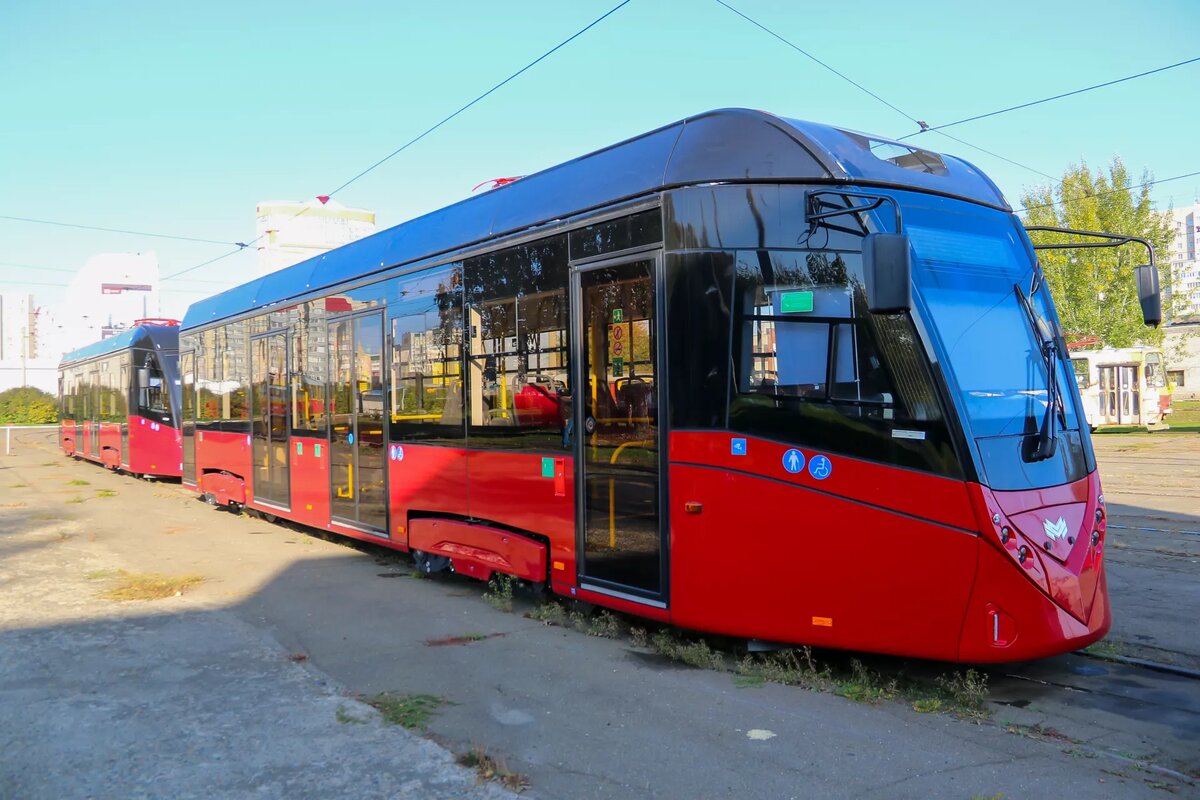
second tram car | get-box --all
[58,320,183,478]
[178,109,1163,662]
[1071,346,1172,431]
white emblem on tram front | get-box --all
[1043,517,1069,541]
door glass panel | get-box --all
[181,351,196,482]
[329,320,356,522]
[252,334,290,505]
[579,259,662,594]
[354,315,386,531]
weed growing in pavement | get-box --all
[935,668,989,717]
[651,630,727,671]
[85,569,120,580]
[835,659,898,704]
[8,483,27,488]
[733,674,766,688]
[67,479,89,486]
[483,574,515,613]
[456,746,530,792]
[587,610,621,638]
[736,647,831,690]
[0,500,26,508]
[94,489,117,498]
[527,601,568,626]
[629,626,648,648]
[911,697,943,713]
[335,705,368,725]
[1084,638,1126,659]
[65,496,85,504]
[98,571,205,601]
[364,692,446,730]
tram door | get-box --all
[251,332,290,508]
[87,368,100,458]
[572,255,667,602]
[1098,365,1141,425]
[328,313,388,534]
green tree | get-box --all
[1020,158,1174,347]
[0,386,58,425]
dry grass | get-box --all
[97,570,205,601]
[457,746,530,792]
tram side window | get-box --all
[137,354,168,418]
[569,208,662,261]
[465,235,570,451]
[665,251,735,429]
[729,250,958,476]
[196,325,249,426]
[289,302,327,437]
[388,266,466,443]
[1144,353,1165,388]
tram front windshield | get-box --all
[903,198,1084,488]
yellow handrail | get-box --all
[608,439,655,548]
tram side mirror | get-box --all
[863,233,912,314]
[1135,264,1162,327]
[136,367,150,387]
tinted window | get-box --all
[729,250,959,476]
[290,302,328,437]
[665,251,734,429]
[570,209,661,261]
[465,236,570,451]
[388,265,467,444]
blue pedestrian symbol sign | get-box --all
[782,449,805,474]
[730,438,747,456]
[808,455,832,480]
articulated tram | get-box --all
[58,320,182,478]
[168,109,1161,662]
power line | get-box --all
[713,0,1054,181]
[162,247,248,281]
[0,214,242,246]
[901,55,1200,138]
[712,0,922,128]
[1016,169,1200,214]
[325,0,635,198]
[927,129,1056,181]
[0,261,233,284]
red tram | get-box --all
[178,110,1161,662]
[58,320,182,479]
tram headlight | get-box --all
[1000,526,1011,544]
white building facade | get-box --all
[1168,202,1200,321]
[255,198,376,276]
[0,293,56,393]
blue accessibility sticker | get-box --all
[782,448,805,474]
[808,455,832,480]
[730,438,747,456]
[348,433,354,445]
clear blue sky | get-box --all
[2,0,1198,319]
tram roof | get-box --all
[183,107,1011,329]
[60,324,178,367]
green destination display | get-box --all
[780,291,814,313]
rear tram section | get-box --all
[1071,346,1172,431]
[58,320,182,478]
[179,109,1161,663]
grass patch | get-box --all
[0,500,26,508]
[587,610,621,638]
[85,569,120,580]
[94,489,117,498]
[1084,638,1126,659]
[733,674,766,689]
[935,669,989,717]
[456,746,530,792]
[66,479,90,486]
[9,483,27,488]
[335,705,368,725]
[65,496,86,504]
[98,570,205,601]
[835,659,898,704]
[527,601,568,626]
[651,631,727,671]
[363,692,446,730]
[912,697,943,713]
[482,574,515,613]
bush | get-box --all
[0,386,58,425]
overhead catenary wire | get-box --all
[1016,169,1200,215]
[901,55,1200,139]
[0,214,242,247]
[162,0,635,284]
[713,0,1054,182]
[325,0,635,199]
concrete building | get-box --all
[0,293,57,393]
[1165,322,1200,401]
[1168,202,1200,321]
[57,252,162,354]
[255,198,375,276]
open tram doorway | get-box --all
[327,312,388,535]
[572,254,667,604]
[1098,364,1141,426]
[251,332,290,509]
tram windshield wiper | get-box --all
[1014,279,1062,461]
